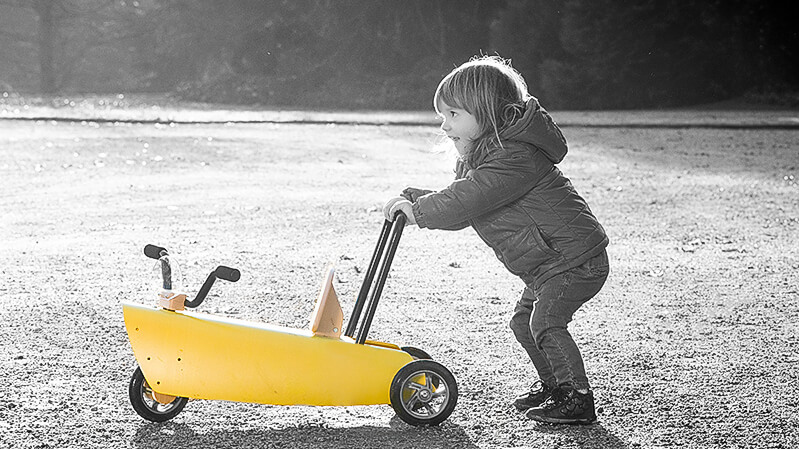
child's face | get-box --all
[437,99,480,156]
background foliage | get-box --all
[0,0,796,109]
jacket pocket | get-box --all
[502,225,559,274]
[531,225,559,256]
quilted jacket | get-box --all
[407,97,608,288]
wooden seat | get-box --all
[310,266,344,338]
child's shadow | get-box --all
[133,417,479,449]
[531,422,630,448]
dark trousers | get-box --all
[510,250,609,390]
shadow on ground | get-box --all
[531,422,630,448]
[132,417,479,449]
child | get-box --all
[383,56,609,424]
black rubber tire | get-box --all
[400,346,432,360]
[129,367,188,422]
[400,346,440,388]
[390,360,458,426]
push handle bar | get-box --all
[344,218,392,337]
[346,211,406,344]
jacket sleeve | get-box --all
[405,188,470,231]
[413,149,550,230]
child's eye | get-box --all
[450,111,458,117]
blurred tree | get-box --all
[164,0,504,108]
[0,1,38,92]
[535,0,751,108]
[489,0,566,103]
[0,0,160,93]
[718,0,799,99]
[499,0,798,108]
[0,0,795,108]
[32,0,56,93]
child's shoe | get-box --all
[525,387,597,424]
[513,380,553,411]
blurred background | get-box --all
[0,0,796,110]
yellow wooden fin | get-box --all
[310,266,343,338]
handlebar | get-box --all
[214,265,241,282]
[185,265,240,308]
[145,245,174,289]
[144,244,240,309]
[143,244,167,260]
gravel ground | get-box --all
[0,105,797,448]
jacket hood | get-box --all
[500,97,568,164]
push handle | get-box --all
[393,210,407,225]
[185,265,241,308]
[344,218,392,337]
[349,211,406,344]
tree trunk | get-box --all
[34,0,56,93]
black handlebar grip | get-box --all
[393,210,407,224]
[214,266,241,282]
[185,266,240,308]
[144,244,167,259]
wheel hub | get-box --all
[418,389,432,402]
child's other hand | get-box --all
[382,197,416,225]
[401,187,433,202]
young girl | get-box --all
[383,56,609,424]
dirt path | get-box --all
[0,117,797,448]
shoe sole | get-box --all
[526,412,597,425]
[514,403,539,412]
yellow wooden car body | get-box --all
[123,302,413,406]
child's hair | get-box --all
[434,55,530,167]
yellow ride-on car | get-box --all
[123,213,458,426]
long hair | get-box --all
[434,55,530,168]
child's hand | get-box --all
[382,197,416,225]
[401,187,433,202]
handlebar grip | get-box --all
[144,244,167,259]
[215,266,241,282]
[185,265,241,308]
[393,210,407,225]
